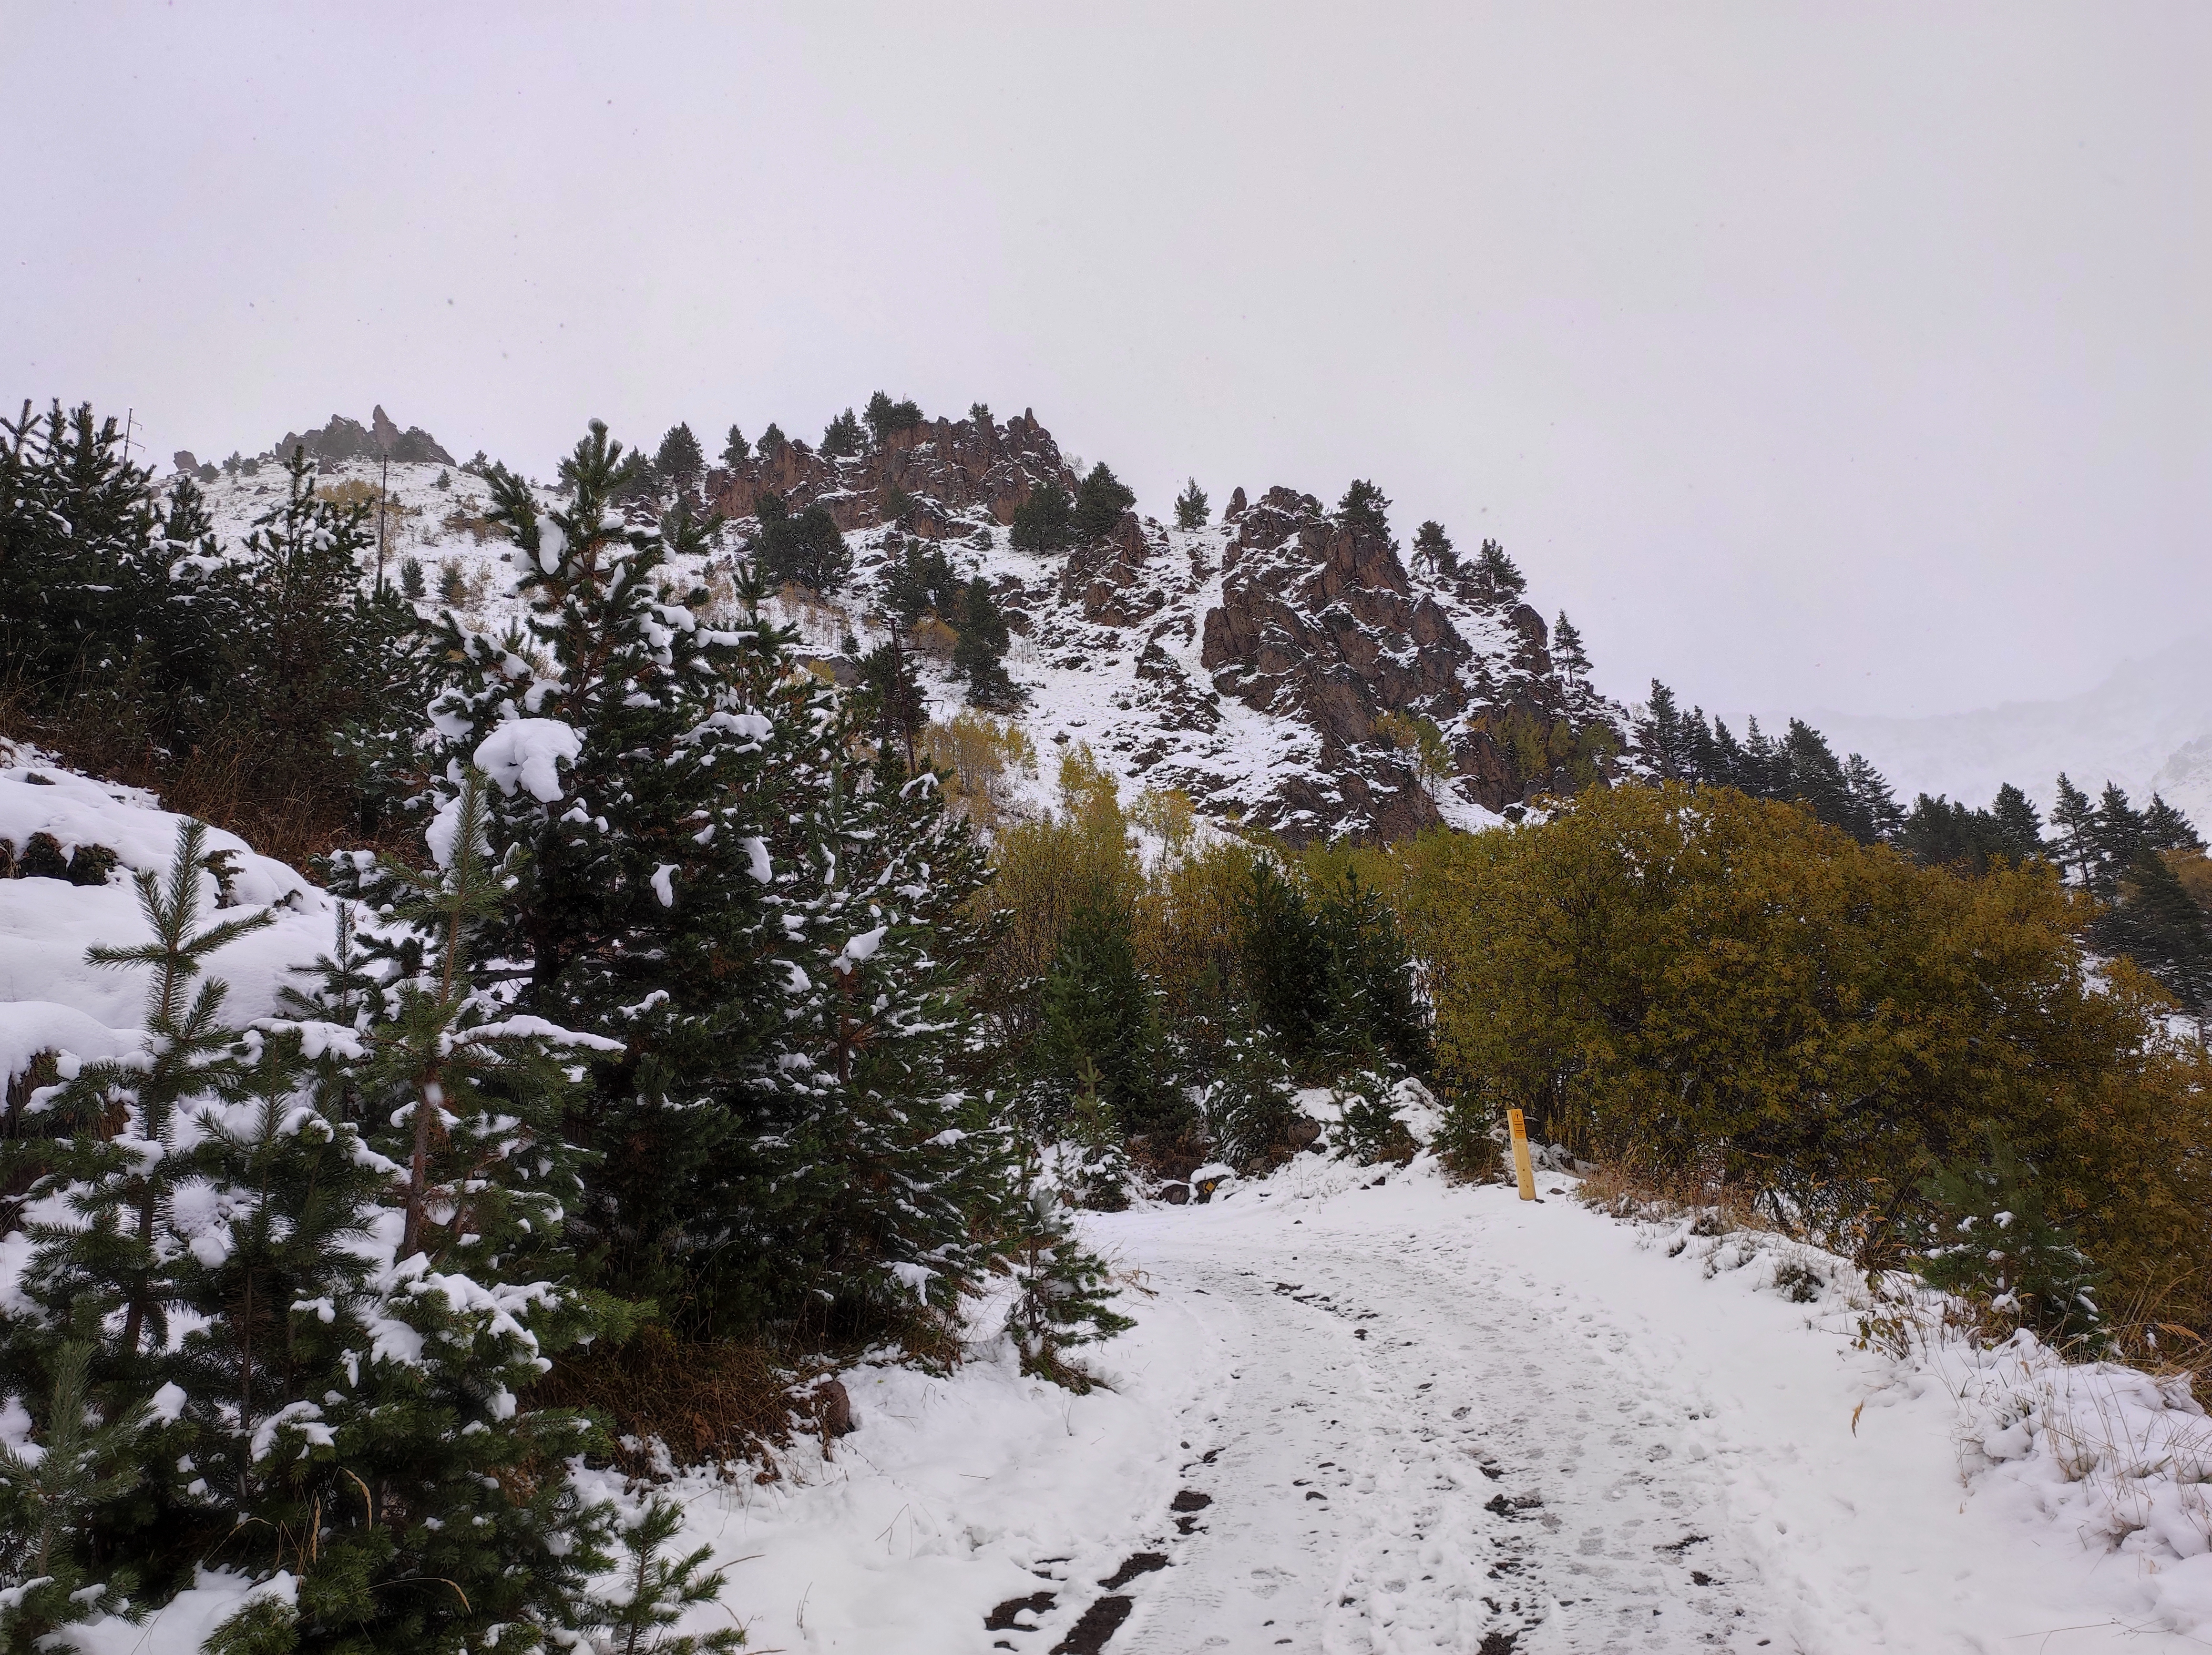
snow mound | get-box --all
[0,748,338,1038]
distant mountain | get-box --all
[1808,634,2212,830]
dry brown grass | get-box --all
[1565,1157,1785,1246]
[0,690,404,871]
[534,1326,804,1478]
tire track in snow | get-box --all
[1079,1217,1787,1654]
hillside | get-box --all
[186,406,1622,844]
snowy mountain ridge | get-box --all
[184,404,1623,844]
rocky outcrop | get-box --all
[271,406,455,468]
[1191,488,1615,833]
[707,401,1623,846]
[709,409,1079,536]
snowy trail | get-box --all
[626,1155,2195,1654]
[1097,1210,1777,1654]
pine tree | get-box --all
[1010,480,1075,554]
[4,820,625,1647]
[1917,1132,2108,1349]
[1173,478,1209,530]
[1056,1058,1131,1212]
[225,449,426,792]
[968,402,993,428]
[1238,858,1332,1078]
[1412,520,1454,577]
[1740,716,1779,798]
[1200,1017,1297,1167]
[1334,480,1393,543]
[758,421,788,455]
[1635,681,1690,781]
[1709,717,1749,790]
[820,408,863,458]
[1038,901,1171,1135]
[340,419,1058,1364]
[2092,782,2146,892]
[1315,868,1430,1080]
[337,422,804,1331]
[656,422,704,497]
[1072,463,1136,543]
[0,1343,148,1652]
[0,400,159,696]
[590,1497,745,1655]
[1842,752,1902,842]
[1681,709,1719,786]
[953,575,1014,706]
[720,424,751,468]
[761,724,1029,1338]
[1004,1157,1132,1391]
[1778,719,1858,838]
[750,492,851,592]
[2143,793,2206,854]
[2098,849,2212,1021]
[863,391,924,447]
[1989,783,2046,863]
[858,635,927,770]
[1474,539,1525,603]
[1332,1063,1413,1167]
[1552,612,1590,684]
[2049,774,2099,887]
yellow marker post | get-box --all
[1508,1108,1537,1202]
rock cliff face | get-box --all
[709,410,1078,536]
[720,409,1623,845]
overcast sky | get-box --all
[7,4,2206,721]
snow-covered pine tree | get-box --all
[2,816,628,1650]
[1916,1132,2109,1349]
[249,769,625,1651]
[336,427,804,1331]
[222,449,430,832]
[1055,1057,1131,1213]
[588,1496,744,1655]
[1004,1146,1132,1392]
[0,400,159,699]
[758,743,1024,1340]
[1201,1016,1297,1168]
[0,1342,149,1651]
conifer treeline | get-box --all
[1632,678,2212,1014]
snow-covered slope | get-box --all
[184,407,1621,844]
[1806,632,2212,825]
[0,754,337,1065]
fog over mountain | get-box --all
[1807,632,2212,825]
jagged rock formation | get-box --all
[1201,486,1616,828]
[271,406,455,468]
[716,409,1623,844]
[709,409,1078,536]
